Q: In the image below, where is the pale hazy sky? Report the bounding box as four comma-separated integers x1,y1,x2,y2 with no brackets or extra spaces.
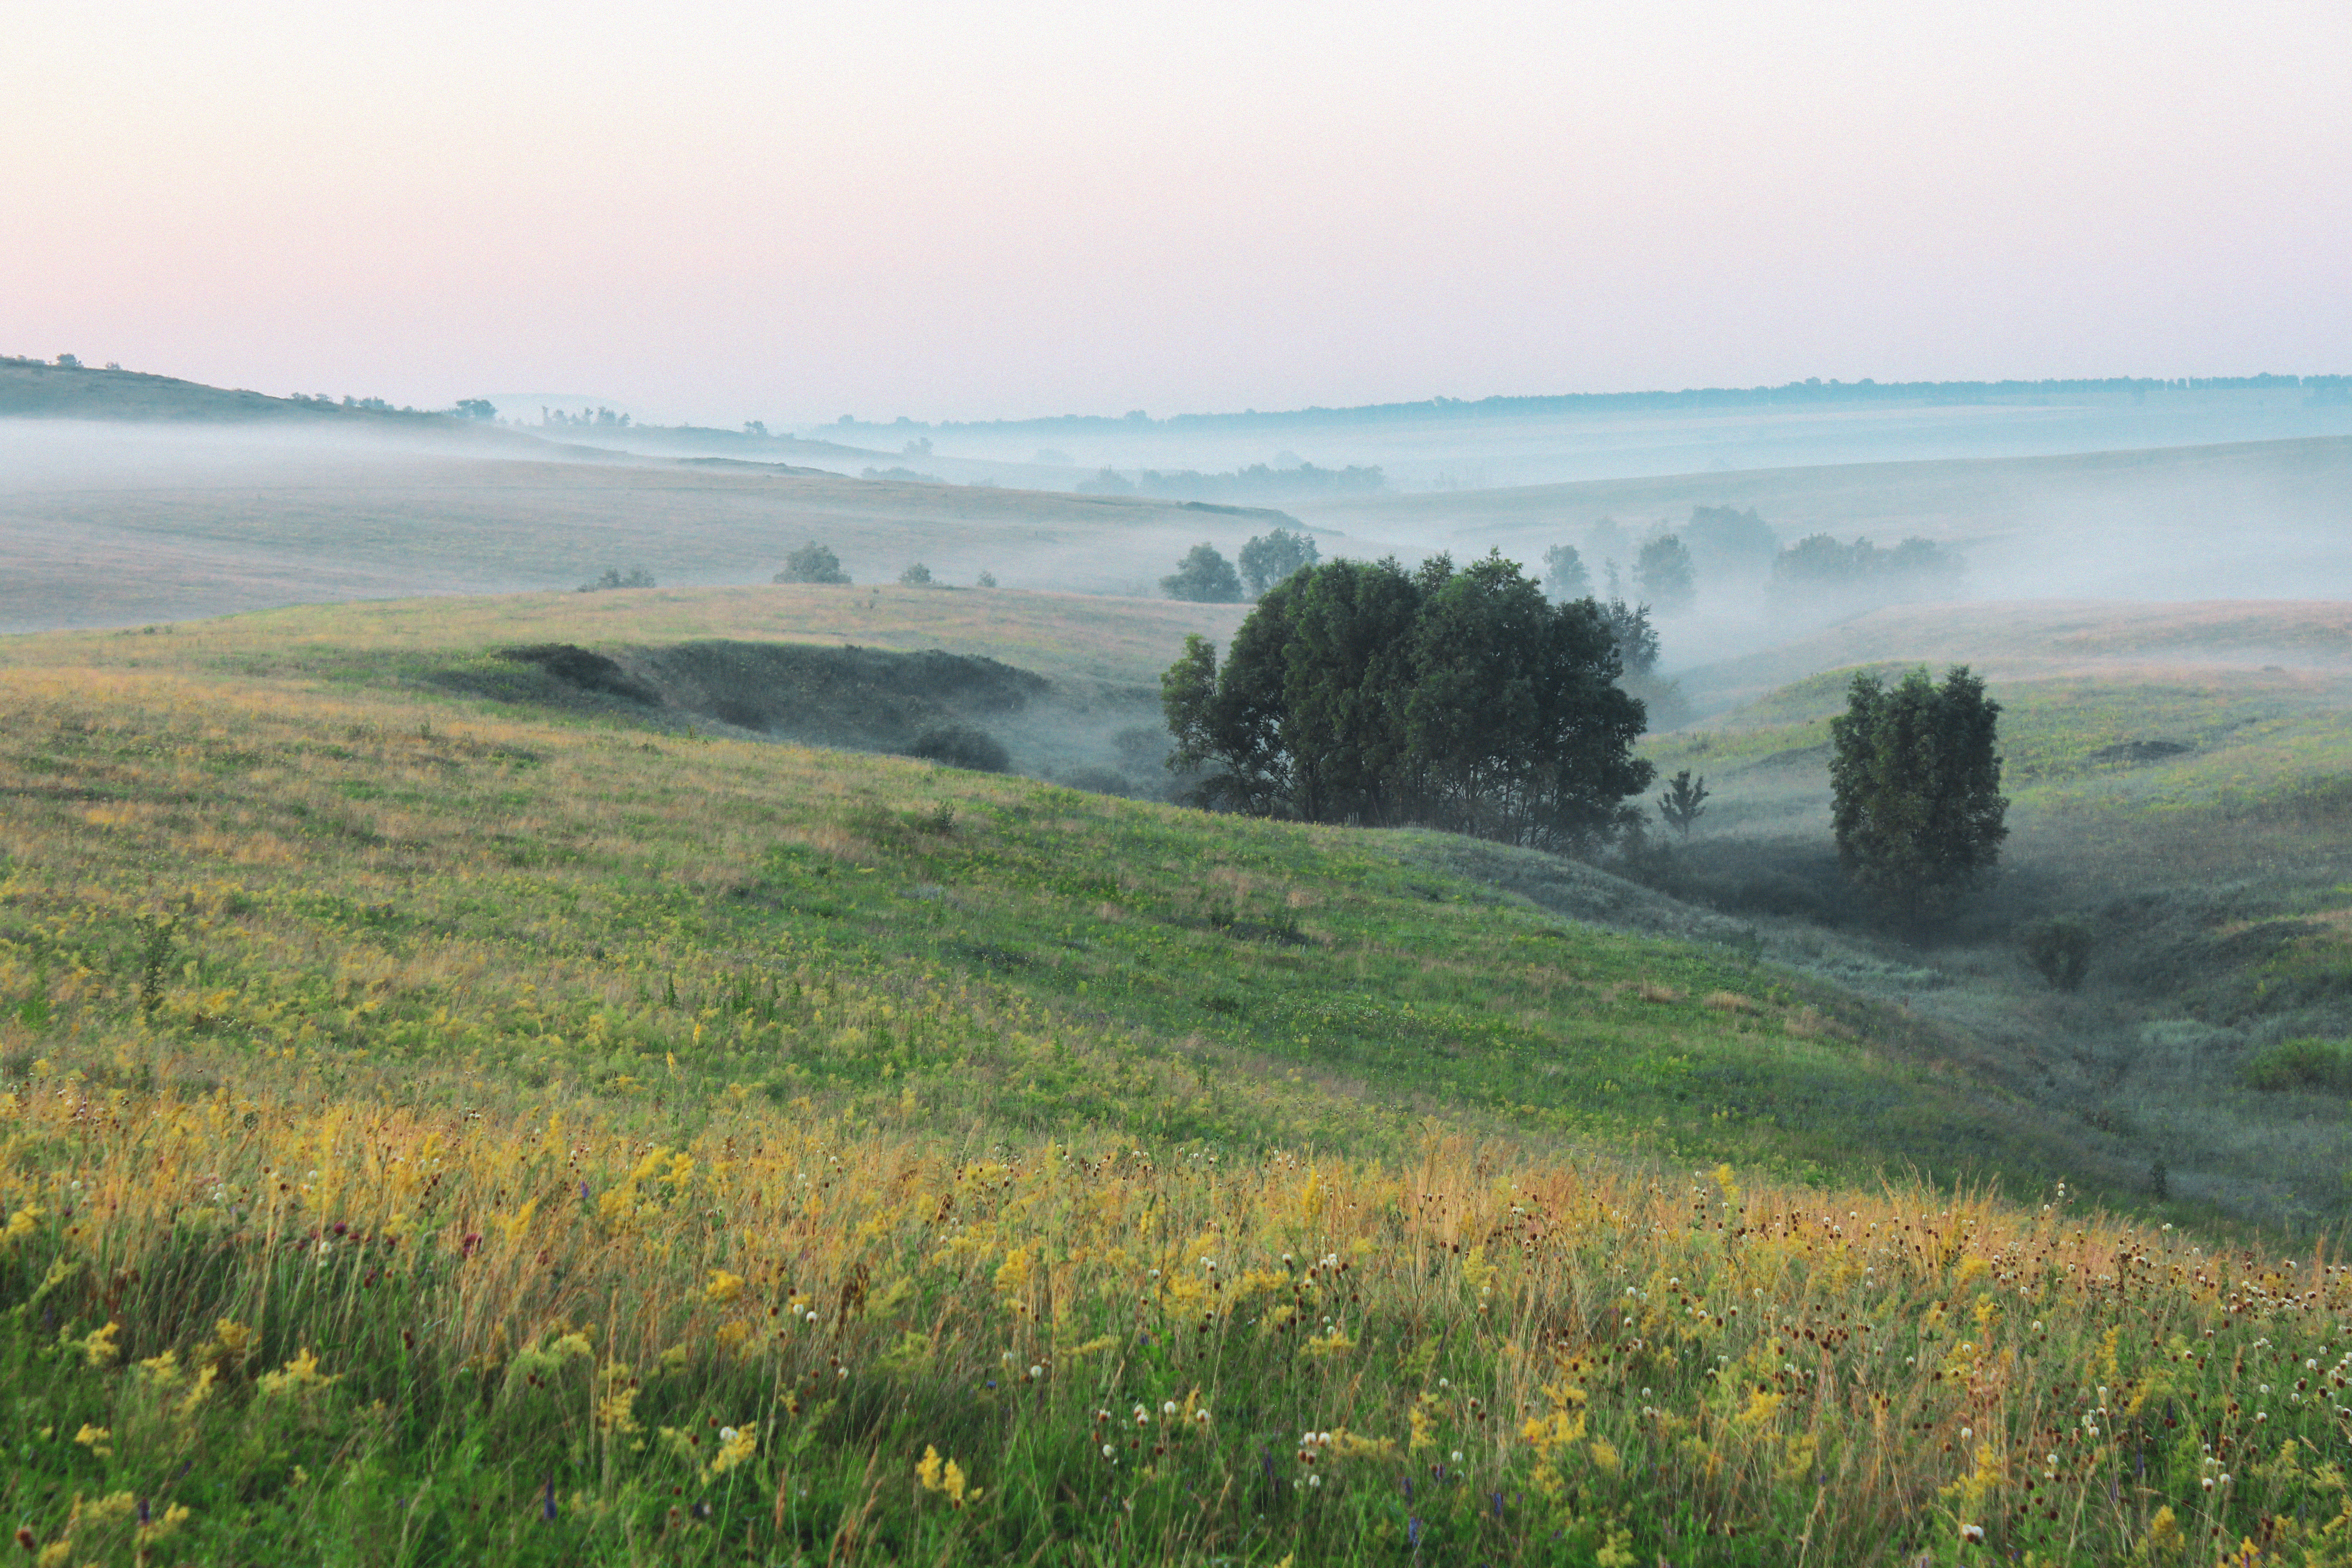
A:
7,0,2348,425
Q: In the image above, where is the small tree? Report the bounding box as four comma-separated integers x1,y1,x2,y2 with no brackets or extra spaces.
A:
774,541,851,585
975,570,998,588
1542,543,1590,601
898,561,934,586
1161,544,1243,603
1829,666,2008,928
1657,769,1709,838
2020,917,2094,991
1635,535,1696,612
1236,528,1319,597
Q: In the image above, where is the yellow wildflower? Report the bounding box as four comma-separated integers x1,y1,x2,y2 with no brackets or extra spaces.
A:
79,1321,121,1369
258,1346,336,1396
73,1424,113,1457
705,1422,756,1480
705,1269,745,1305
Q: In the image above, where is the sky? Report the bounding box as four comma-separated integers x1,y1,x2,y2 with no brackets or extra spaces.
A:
7,0,2350,426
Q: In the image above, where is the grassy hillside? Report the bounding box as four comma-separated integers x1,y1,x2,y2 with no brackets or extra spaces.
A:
1634,600,2352,1228
3,597,2348,1562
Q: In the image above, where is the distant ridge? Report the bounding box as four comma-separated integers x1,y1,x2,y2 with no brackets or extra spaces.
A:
0,355,459,424
833,371,2352,437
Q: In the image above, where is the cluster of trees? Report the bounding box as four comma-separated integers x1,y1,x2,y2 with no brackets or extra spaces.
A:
1082,464,1386,503
1773,534,1964,601
539,406,631,428
577,566,655,592
1541,507,1779,616
1161,528,1320,603
1161,553,1653,850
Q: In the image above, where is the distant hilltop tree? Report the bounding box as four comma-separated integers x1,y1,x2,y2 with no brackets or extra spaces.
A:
1162,551,1651,849
1635,535,1696,612
775,542,852,585
1161,544,1244,603
898,561,934,586
1541,543,1590,601
578,566,655,592
453,398,497,421
1237,527,1319,597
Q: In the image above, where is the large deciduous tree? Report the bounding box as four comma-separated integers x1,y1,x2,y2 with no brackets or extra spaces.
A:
1161,552,1653,852
1828,665,2009,927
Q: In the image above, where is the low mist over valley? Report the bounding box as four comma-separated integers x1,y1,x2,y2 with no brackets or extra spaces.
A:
10,353,2352,1564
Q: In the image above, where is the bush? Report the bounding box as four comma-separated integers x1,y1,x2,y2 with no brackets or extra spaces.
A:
577,566,655,592
2242,1037,2352,1094
775,542,851,585
1161,544,1243,603
2020,917,2095,990
906,725,1009,773
899,561,934,586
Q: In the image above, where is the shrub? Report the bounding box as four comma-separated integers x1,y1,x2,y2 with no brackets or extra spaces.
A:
577,566,655,592
899,562,934,586
2020,916,2095,990
2242,1037,2352,1094
775,542,851,585
906,725,1009,773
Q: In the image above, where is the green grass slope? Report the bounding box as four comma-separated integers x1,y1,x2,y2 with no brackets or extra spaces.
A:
1632,599,2352,1225
0,598,2110,1200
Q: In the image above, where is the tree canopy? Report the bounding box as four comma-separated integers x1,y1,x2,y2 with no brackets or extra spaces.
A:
1162,552,1653,851
1828,665,2008,926
1236,527,1320,597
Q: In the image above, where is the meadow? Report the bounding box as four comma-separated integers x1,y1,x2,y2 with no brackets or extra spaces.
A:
3,591,2351,1562
1635,600,2352,1231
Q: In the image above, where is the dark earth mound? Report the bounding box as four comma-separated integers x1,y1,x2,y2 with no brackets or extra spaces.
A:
442,640,1076,776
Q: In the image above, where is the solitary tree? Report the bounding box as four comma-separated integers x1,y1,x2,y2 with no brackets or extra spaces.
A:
1657,769,1710,838
898,561,934,586
775,541,851,585
1542,543,1590,601
1237,528,1319,597
1161,544,1244,603
1829,666,2008,927
1635,535,1696,612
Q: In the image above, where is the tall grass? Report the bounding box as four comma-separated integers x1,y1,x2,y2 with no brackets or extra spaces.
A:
6,1058,2347,1564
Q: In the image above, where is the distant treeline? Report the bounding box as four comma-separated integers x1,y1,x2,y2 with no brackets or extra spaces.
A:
828,373,2352,438
1078,463,1386,502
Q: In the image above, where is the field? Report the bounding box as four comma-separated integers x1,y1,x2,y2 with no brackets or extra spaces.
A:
0,422,1306,634
4,584,2352,1563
